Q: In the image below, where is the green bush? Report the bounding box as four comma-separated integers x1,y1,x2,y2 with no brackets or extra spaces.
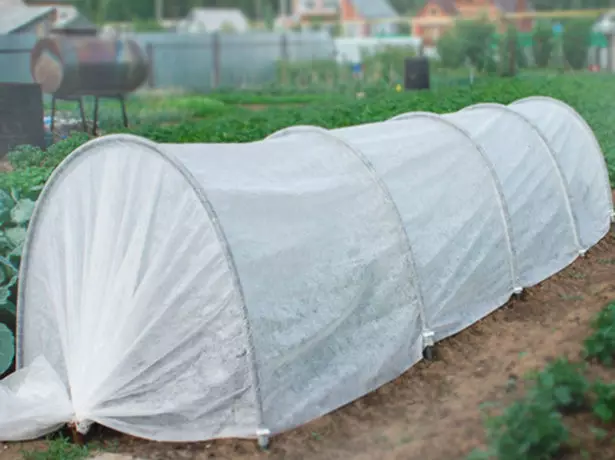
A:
0,188,37,375
528,358,589,412
455,19,497,73
584,302,615,365
276,59,346,87
498,25,528,77
361,45,417,83
592,380,615,423
533,21,554,68
8,133,89,170
437,30,466,69
562,19,593,70
481,396,568,460
435,19,497,72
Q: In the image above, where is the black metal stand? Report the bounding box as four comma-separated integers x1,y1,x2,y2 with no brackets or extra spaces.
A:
92,94,128,136
49,94,129,137
50,94,87,135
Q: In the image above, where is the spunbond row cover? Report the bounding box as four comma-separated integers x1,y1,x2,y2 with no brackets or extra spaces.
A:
1,96,613,443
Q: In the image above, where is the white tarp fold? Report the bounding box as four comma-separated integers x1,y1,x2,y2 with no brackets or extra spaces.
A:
0,356,73,441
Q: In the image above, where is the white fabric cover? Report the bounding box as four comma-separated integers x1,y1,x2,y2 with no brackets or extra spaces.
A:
1,96,612,443
509,96,613,249
444,104,581,287
326,120,516,341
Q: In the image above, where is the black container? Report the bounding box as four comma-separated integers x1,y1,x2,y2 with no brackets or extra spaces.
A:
404,57,430,91
0,83,45,158
30,36,148,97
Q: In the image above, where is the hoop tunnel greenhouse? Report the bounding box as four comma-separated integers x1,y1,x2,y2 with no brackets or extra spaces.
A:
1,96,613,444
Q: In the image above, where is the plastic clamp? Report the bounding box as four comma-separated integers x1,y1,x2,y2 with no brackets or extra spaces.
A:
422,330,435,347
513,287,523,296
257,428,271,449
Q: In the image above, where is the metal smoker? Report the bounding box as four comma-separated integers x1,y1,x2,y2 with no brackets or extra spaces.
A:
30,35,149,135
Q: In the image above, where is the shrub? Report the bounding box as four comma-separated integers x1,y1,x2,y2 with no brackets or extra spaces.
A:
455,18,497,73
361,45,417,83
584,302,615,365
437,29,466,69
562,19,593,70
0,188,37,375
592,380,615,423
528,358,589,412
482,396,568,460
498,25,527,77
533,20,554,68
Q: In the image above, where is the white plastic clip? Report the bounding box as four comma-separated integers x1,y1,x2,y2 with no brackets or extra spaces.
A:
422,330,435,347
257,428,271,449
579,249,587,257
72,417,93,435
513,287,523,296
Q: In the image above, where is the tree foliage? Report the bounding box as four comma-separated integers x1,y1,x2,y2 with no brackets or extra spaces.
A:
562,18,594,69
66,0,615,23
437,19,496,72
532,20,554,68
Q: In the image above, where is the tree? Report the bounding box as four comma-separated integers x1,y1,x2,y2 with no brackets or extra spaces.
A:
562,18,593,69
532,20,554,68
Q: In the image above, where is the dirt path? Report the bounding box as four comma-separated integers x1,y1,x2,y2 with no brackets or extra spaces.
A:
3,230,615,460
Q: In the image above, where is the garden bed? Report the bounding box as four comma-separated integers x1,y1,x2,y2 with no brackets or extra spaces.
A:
3,73,615,460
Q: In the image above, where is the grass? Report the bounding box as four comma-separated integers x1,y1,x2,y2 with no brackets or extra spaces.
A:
19,435,114,460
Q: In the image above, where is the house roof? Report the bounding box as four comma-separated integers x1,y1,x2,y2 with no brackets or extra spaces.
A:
422,0,533,15
52,5,95,30
430,0,459,15
350,0,399,18
0,0,55,33
181,7,249,32
24,0,73,3
494,0,522,12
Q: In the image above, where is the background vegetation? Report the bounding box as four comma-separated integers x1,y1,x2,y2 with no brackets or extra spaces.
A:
63,0,615,23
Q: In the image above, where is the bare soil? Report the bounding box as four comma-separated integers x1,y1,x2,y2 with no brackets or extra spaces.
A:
3,230,615,460
0,161,12,173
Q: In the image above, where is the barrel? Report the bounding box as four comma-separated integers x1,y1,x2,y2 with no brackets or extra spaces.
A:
30,36,149,97
404,57,430,91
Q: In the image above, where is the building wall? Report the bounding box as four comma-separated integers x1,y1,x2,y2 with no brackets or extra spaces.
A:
412,2,452,44
413,0,533,44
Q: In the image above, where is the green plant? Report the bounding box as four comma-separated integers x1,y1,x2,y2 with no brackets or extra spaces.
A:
361,45,416,84
436,30,466,69
0,322,14,376
455,18,497,73
592,380,615,423
8,145,48,169
21,435,100,460
533,21,554,68
499,25,524,77
528,358,589,412
0,188,35,375
562,19,593,70
584,302,615,365
482,396,568,460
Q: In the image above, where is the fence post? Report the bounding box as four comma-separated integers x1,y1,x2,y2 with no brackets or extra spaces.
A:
280,33,289,85
146,43,155,88
212,32,221,89
608,35,614,73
